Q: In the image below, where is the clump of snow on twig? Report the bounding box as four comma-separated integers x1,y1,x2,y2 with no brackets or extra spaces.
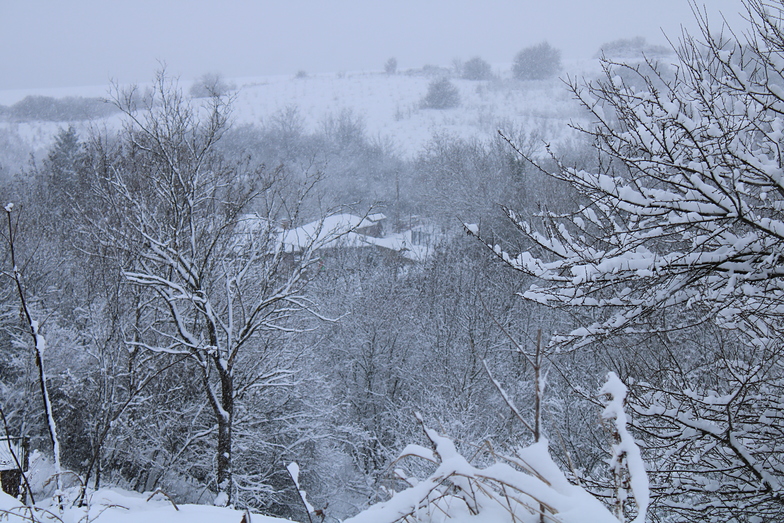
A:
601,372,650,523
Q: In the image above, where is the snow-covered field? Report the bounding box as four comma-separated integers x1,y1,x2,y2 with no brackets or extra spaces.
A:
229,62,592,157
0,60,598,162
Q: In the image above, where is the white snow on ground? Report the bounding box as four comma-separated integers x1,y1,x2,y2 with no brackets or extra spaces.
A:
343,433,618,523
0,60,598,161
230,64,590,158
0,489,287,523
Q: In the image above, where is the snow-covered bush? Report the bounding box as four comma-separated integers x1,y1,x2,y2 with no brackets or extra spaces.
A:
421,78,460,110
385,57,398,75
345,422,614,523
594,36,673,59
3,95,117,121
462,57,493,81
189,72,235,98
511,42,561,81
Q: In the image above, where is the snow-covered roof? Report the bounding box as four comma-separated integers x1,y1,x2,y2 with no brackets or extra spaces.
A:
234,212,432,261
276,213,431,261
366,213,387,222
279,214,386,252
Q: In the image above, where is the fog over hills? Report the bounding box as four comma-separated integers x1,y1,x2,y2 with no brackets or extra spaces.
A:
1,1,744,91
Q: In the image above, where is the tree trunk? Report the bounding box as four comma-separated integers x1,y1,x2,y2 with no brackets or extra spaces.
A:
214,359,234,507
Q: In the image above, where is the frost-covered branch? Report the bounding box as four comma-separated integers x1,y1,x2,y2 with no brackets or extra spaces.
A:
475,4,784,349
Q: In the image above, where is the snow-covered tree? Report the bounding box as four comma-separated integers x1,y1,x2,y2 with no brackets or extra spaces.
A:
85,72,327,507
462,56,493,81
473,0,784,519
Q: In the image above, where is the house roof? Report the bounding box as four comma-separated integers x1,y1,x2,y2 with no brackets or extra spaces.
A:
236,212,432,261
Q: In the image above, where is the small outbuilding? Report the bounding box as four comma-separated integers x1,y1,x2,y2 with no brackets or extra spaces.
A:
0,437,28,498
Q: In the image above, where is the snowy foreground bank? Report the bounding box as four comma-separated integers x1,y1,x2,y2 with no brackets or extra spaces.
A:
0,471,617,523
0,376,641,523
0,489,286,523
0,416,634,523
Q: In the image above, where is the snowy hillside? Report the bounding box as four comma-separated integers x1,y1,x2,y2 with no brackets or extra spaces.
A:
229,61,595,157
0,54,668,523
0,60,598,162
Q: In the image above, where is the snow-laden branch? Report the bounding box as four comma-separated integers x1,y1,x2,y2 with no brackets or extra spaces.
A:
345,415,618,523
479,18,784,351
601,373,649,523
475,3,784,519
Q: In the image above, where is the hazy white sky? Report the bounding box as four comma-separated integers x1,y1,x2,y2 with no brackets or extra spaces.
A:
1,0,746,91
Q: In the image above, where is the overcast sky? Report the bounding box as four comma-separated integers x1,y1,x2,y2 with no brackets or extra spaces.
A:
1,0,747,91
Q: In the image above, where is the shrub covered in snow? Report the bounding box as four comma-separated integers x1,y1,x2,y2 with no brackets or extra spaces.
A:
512,42,561,81
421,78,460,110
189,72,235,98
385,57,398,75
595,36,673,59
462,57,493,81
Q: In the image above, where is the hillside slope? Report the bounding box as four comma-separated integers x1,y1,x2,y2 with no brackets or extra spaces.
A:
0,60,598,167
